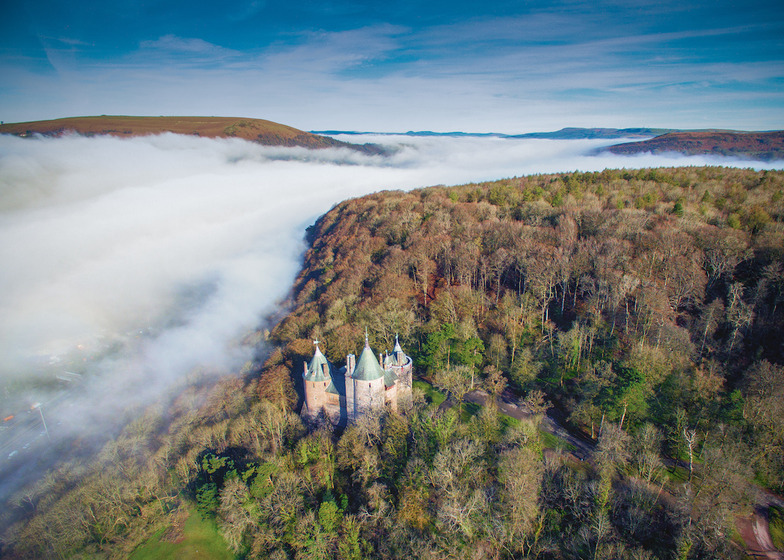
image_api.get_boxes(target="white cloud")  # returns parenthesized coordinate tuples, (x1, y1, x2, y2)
(140, 35, 239, 56)
(261, 25, 405, 74)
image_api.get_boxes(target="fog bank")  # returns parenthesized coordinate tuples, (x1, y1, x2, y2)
(0, 132, 780, 485)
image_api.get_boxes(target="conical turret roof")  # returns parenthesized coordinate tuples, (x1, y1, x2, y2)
(305, 342, 334, 382)
(352, 336, 385, 381)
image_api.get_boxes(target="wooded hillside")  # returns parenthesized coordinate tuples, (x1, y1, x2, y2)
(605, 131, 784, 161)
(4, 166, 784, 560)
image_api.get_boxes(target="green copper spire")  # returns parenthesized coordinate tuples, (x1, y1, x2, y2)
(352, 336, 385, 381)
(305, 341, 333, 382)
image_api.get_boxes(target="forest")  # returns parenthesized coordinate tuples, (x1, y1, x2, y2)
(2, 166, 783, 559)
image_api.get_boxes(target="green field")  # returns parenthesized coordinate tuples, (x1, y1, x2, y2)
(770, 506, 784, 550)
(413, 380, 447, 407)
(130, 507, 234, 560)
(538, 429, 577, 452)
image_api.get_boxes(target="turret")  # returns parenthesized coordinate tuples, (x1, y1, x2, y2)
(351, 333, 386, 417)
(303, 341, 334, 418)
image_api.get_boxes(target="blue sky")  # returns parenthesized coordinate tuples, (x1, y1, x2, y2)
(1, 0, 783, 132)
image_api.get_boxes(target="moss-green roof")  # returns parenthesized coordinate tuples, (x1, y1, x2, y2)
(352, 343, 385, 381)
(384, 367, 398, 388)
(305, 345, 334, 382)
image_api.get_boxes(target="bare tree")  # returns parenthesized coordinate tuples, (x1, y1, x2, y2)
(483, 364, 507, 404)
(435, 365, 473, 413)
(632, 424, 665, 484)
(498, 447, 545, 555)
(218, 478, 255, 553)
(682, 428, 697, 482)
(595, 423, 631, 476)
(726, 282, 753, 354)
(697, 299, 724, 359)
(701, 228, 750, 288)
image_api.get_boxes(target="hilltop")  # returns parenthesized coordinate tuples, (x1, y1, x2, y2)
(311, 127, 784, 161)
(605, 130, 784, 161)
(311, 127, 671, 139)
(511, 127, 676, 139)
(0, 116, 385, 153)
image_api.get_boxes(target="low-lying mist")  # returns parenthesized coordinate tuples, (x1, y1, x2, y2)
(0, 131, 780, 501)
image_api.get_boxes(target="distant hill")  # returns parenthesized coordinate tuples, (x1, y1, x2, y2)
(0, 116, 386, 154)
(312, 129, 505, 137)
(312, 127, 675, 139)
(512, 127, 676, 139)
(604, 130, 784, 161)
(401, 130, 501, 137)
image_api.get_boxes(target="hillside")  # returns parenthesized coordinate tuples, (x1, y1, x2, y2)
(512, 127, 676, 139)
(4, 167, 784, 560)
(605, 130, 784, 161)
(312, 127, 674, 139)
(0, 116, 385, 153)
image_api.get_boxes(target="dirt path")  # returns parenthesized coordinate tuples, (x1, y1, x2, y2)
(463, 388, 595, 460)
(737, 507, 784, 559)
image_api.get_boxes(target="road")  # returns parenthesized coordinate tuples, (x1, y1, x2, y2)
(0, 412, 47, 460)
(463, 388, 595, 459)
(0, 387, 72, 463)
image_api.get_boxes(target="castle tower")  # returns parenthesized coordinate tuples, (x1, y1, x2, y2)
(302, 341, 334, 419)
(388, 334, 413, 390)
(348, 333, 386, 421)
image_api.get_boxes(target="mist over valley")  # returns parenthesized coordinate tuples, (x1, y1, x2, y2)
(1, 131, 781, 476)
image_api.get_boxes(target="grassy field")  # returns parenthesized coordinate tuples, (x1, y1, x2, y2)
(130, 507, 234, 560)
(499, 411, 521, 430)
(538, 429, 576, 452)
(413, 380, 447, 407)
(665, 464, 691, 484)
(770, 506, 784, 550)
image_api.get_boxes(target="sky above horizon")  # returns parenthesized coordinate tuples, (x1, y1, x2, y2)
(1, 0, 783, 133)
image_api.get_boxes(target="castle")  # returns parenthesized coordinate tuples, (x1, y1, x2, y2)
(302, 334, 413, 424)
